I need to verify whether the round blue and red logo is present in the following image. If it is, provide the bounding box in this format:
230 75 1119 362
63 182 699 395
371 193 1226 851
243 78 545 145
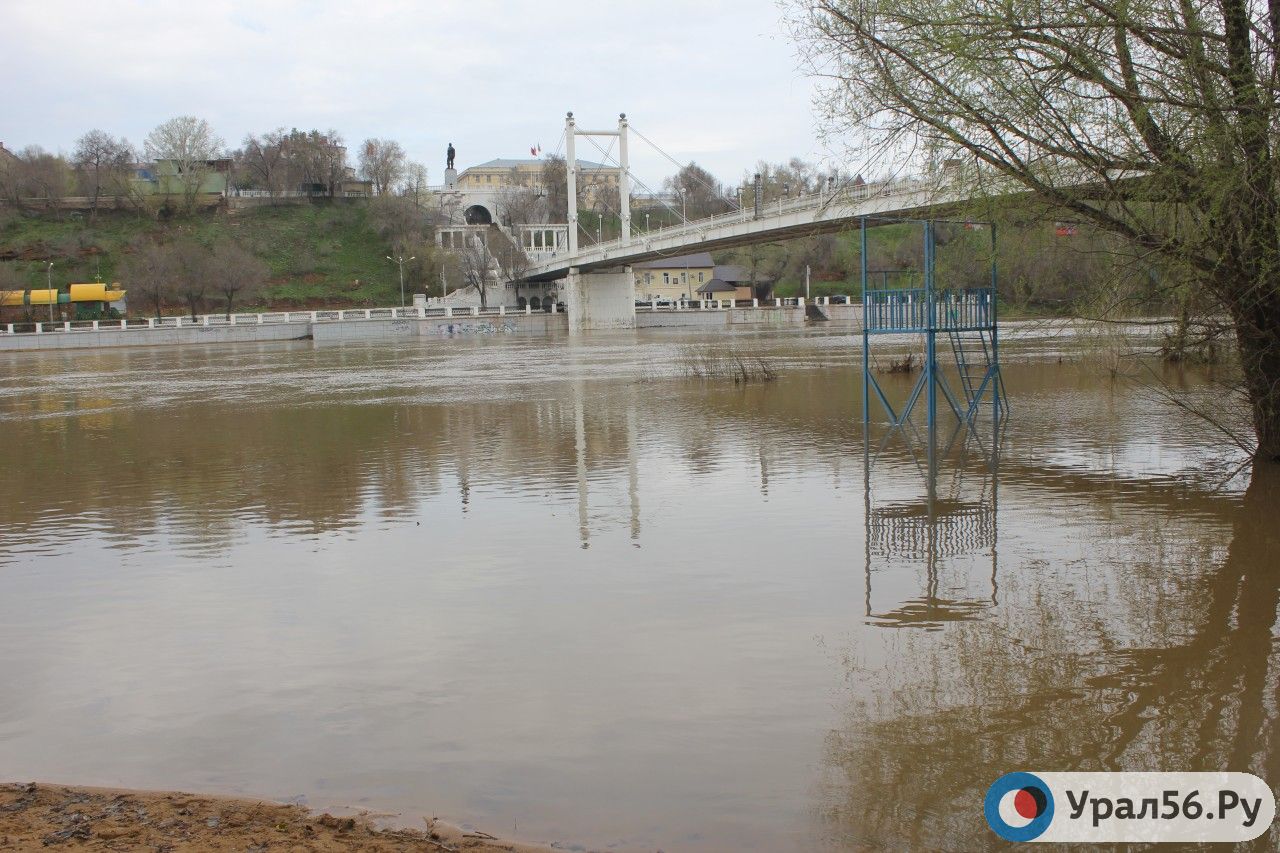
985 772 1054 841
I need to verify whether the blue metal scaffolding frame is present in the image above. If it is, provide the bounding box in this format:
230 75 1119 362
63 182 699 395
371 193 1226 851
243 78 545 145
860 216 1009 437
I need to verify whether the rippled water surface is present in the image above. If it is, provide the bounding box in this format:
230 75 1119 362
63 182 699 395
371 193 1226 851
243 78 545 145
1 325 1275 850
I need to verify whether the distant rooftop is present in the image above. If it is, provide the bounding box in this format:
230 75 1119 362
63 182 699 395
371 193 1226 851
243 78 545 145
696 279 737 294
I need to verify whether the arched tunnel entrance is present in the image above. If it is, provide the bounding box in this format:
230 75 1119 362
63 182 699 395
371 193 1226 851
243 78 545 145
463 204 493 225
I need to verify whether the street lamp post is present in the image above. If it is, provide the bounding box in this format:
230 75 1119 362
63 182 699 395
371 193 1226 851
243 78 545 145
46 261 54 322
385 255 415 308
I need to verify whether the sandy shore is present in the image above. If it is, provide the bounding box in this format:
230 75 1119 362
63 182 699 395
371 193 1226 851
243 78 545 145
0 782 553 852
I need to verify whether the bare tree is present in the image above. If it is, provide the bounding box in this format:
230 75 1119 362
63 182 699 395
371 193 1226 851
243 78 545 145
73 130 134 219
359 138 406 196
10 146 73 210
145 116 224 212
368 195 428 255
490 229 533 305
240 129 289 197
172 240 211 319
790 0 1280 463
457 234 496 309
664 162 732 219
497 183 544 227
402 161 429 208
541 155 581 221
406 243 446 300
435 192 463 227
280 128 347 194
211 241 268 318
0 149 20 205
121 240 176 319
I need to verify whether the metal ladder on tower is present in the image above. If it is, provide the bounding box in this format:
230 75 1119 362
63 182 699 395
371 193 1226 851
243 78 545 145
947 329 1007 419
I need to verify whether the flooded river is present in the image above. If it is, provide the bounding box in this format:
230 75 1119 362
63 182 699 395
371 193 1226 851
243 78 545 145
0 325 1275 850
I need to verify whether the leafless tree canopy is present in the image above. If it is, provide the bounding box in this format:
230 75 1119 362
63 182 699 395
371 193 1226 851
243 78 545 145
173 239 211 319
73 130 134 217
489 228 532 283
121 240 177 319
359 138 407 196
211 241 268 318
497 184 544 227
664 162 734 219
790 0 1280 463
541 155 582 220
145 116 225 212
456 235 496 309
0 146 74 208
240 128 290 196
235 128 349 196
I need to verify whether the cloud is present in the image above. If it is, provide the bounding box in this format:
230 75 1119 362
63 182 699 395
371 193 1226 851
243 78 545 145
0 0 829 185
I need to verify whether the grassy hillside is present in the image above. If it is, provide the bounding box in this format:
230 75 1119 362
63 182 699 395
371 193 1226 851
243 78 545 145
0 203 408 309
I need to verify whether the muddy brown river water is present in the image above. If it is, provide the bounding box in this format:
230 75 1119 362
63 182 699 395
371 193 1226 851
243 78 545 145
0 324 1275 850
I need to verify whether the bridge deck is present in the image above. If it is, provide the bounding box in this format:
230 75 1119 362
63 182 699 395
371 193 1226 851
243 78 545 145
524 178 959 281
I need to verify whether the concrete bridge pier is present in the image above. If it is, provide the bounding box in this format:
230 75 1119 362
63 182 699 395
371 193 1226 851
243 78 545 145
563 266 636 332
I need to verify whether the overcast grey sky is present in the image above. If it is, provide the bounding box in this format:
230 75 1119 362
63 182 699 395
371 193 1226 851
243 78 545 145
0 0 827 189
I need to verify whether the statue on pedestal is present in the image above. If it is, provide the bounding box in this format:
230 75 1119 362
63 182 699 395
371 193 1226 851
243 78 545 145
446 143 456 170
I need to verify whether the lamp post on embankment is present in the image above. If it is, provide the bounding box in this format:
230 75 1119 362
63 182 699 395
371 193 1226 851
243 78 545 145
386 255 415 308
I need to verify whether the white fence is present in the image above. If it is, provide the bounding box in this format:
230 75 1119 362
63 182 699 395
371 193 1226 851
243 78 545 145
0 297 859 336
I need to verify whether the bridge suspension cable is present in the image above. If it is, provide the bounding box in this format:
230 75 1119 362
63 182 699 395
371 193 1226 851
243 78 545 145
629 124 743 211
576 130 690 227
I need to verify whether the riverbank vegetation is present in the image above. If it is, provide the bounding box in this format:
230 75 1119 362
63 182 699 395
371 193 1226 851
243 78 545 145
680 345 779 384
0 201 452 313
787 0 1280 463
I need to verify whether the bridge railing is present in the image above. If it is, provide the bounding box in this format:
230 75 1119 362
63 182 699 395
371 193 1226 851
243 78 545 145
530 175 940 272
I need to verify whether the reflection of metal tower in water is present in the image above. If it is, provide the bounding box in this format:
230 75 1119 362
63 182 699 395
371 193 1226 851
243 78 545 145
862 440 1001 629
860 217 1010 444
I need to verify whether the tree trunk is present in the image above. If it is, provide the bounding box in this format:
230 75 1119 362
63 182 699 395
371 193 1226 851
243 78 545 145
1231 294 1280 462
225 293 234 321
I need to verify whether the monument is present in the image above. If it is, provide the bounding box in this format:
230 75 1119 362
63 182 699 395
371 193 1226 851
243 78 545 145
445 143 457 189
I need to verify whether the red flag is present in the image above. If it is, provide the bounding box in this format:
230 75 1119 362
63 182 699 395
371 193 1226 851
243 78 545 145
530 145 537 156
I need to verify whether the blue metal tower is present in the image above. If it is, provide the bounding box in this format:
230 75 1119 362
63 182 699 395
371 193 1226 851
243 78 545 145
860 217 1009 438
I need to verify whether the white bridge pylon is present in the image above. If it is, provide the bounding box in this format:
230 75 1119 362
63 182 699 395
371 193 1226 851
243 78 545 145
565 111 631 256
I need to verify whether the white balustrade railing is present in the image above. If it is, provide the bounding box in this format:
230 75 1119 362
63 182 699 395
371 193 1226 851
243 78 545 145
528 176 937 273
0 295 861 336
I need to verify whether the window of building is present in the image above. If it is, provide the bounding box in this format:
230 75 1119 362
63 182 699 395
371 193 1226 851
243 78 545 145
698 272 705 282
681 272 687 284
663 273 670 284
485 174 492 183
644 273 652 285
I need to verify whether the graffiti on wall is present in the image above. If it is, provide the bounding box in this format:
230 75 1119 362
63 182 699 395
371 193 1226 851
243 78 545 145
434 321 517 336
